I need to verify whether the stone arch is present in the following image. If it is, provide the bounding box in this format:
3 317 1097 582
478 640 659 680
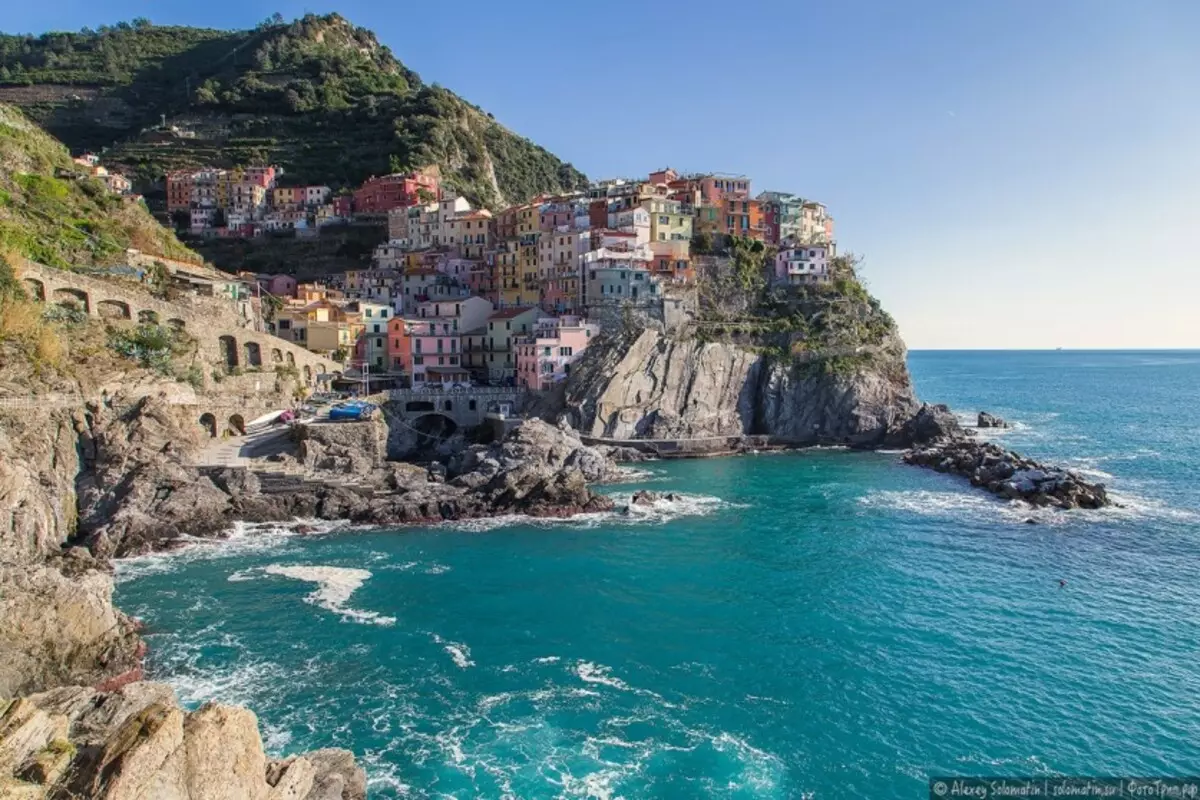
167 318 186 329
272 348 283 364
228 414 246 436
317 363 326 375
285 351 295 365
97 299 131 320
218 335 239 368
199 413 217 438
23 278 45 301
411 413 458 442
53 287 89 313
303 365 312 384
244 341 262 367
138 309 160 324
443 399 453 412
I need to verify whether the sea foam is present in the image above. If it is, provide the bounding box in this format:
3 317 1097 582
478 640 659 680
261 564 396 626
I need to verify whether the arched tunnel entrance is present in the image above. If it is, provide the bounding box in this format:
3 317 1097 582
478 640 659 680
410 413 458 446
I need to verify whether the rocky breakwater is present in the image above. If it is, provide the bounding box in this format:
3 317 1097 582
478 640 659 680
901 405 1111 509
546 326 920 448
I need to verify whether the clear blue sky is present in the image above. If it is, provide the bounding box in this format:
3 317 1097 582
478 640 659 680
7 1 1200 348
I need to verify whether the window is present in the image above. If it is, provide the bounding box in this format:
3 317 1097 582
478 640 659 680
559 346 573 356
438 356 445 366
415 340 422 353
376 338 383 348
414 356 424 365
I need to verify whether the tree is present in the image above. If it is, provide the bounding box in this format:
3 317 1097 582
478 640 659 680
170 209 189 230
132 18 152 29
692 231 713 254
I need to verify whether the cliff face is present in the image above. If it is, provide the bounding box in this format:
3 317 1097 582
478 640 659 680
556 327 920 447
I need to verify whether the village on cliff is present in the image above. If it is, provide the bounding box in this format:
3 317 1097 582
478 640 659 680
153 164 836 391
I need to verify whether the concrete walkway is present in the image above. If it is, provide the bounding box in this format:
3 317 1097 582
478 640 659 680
193 423 296 468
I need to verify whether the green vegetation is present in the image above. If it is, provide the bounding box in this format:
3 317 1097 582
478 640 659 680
0 103 199 267
695 250 900 376
0 14 587 209
107 321 195 374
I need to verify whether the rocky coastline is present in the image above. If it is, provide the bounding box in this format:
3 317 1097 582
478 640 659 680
0 369 1112 797
900 404 1112 510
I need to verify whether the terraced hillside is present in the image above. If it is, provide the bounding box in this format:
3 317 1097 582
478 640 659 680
0 14 587 209
0 102 198 267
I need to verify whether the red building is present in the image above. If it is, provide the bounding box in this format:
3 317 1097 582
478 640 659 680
353 171 440 215
333 195 354 217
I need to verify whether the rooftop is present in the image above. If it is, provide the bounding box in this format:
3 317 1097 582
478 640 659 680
489 306 538 320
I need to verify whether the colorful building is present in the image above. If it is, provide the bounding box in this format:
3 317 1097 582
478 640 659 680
515 315 601 391
774 243 833 286
478 307 540 383
353 171 439 215
409 318 463 385
642 198 693 243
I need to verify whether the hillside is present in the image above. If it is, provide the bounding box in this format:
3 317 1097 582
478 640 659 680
0 15 587 209
0 102 197 267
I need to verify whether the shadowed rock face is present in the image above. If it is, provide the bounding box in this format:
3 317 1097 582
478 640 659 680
548 328 921 447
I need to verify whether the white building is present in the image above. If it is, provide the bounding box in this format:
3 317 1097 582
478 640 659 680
774 243 833 285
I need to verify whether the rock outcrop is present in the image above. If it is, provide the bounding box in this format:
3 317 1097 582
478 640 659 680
900 405 1111 509
977 411 1010 429
0 682 364 799
549 328 920 447
70 406 620 557
1 392 371 794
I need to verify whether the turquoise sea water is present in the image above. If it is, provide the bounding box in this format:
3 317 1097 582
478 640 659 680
115 351 1200 798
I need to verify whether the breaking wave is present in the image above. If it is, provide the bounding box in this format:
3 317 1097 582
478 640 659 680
114 519 348 583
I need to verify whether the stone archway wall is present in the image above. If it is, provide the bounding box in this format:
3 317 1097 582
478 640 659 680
16 258 328 386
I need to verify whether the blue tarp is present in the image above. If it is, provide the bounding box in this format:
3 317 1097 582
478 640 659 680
328 401 376 421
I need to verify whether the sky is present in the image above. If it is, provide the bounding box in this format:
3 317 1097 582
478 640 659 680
5 0 1200 349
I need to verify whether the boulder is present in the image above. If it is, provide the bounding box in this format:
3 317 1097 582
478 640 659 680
977 411 1010 429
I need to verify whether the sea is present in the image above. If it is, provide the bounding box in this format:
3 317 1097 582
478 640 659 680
114 350 1200 799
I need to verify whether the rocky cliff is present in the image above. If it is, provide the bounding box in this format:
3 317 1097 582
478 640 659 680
554 326 920 448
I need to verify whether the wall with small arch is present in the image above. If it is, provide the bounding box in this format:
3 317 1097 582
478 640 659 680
17 258 329 387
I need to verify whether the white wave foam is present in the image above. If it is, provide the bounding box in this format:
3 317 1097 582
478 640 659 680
430 633 475 669
534 656 561 664
262 564 396 626
438 491 739 534
611 465 666 482
114 519 348 583
575 661 632 691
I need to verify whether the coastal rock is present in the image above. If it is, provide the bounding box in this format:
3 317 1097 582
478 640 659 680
0 683 365 800
0 564 142 698
547 328 920 448
903 438 1111 509
977 411 1010 429
631 490 661 506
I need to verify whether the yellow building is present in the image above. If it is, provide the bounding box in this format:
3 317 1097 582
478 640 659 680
642 198 693 243
496 240 522 307
518 238 540 307
273 187 299 208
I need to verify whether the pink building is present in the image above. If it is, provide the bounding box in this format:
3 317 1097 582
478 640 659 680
409 318 464 385
261 274 297 299
698 174 751 205
515 315 601 391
